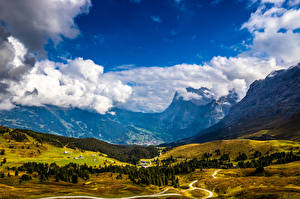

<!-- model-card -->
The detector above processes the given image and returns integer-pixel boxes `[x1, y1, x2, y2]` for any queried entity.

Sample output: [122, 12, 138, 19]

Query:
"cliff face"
[181, 64, 300, 144]
[157, 88, 238, 138]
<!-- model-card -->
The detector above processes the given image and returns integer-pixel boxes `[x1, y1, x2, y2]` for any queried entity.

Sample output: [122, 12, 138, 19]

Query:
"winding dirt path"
[40, 192, 181, 199]
[40, 169, 222, 199]
[183, 169, 221, 198]
[212, 169, 221, 179]
[187, 180, 213, 199]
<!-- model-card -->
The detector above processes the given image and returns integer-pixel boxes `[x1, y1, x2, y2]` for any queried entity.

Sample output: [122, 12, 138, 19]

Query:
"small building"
[74, 155, 84, 159]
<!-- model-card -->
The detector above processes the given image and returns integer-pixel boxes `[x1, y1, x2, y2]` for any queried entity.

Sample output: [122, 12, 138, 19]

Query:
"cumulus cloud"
[242, 0, 300, 65]
[0, 0, 132, 114]
[0, 0, 91, 54]
[0, 30, 36, 109]
[104, 56, 282, 112]
[0, 27, 35, 93]
[5, 57, 132, 114]
[0, 0, 91, 94]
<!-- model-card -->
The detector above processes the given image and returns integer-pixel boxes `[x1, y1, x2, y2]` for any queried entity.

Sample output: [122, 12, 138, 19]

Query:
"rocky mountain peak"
[181, 64, 300, 144]
[173, 87, 215, 106]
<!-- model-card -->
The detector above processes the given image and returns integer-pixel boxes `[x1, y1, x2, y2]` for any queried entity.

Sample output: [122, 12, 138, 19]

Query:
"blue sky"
[1, 0, 300, 113]
[47, 0, 254, 70]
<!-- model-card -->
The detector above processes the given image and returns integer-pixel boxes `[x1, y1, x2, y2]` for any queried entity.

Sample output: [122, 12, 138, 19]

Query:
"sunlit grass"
[0, 132, 128, 168]
[160, 139, 300, 161]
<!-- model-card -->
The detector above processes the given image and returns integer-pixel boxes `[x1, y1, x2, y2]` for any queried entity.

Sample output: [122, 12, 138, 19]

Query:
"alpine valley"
[0, 87, 238, 145]
[1, 1, 300, 198]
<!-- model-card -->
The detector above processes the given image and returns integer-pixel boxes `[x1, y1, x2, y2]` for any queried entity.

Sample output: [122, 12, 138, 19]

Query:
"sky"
[0, 0, 300, 113]
[46, 0, 254, 68]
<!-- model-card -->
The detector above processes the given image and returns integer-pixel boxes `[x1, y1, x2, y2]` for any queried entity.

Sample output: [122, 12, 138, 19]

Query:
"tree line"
[2, 150, 299, 187]
[6, 156, 234, 187]
[237, 151, 299, 168]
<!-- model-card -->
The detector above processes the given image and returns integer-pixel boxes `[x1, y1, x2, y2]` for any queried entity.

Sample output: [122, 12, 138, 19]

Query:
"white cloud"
[261, 0, 285, 5]
[0, 98, 15, 110]
[250, 0, 285, 6]
[0, 33, 35, 92]
[0, 0, 131, 114]
[0, 0, 132, 114]
[5, 57, 132, 114]
[0, 0, 91, 53]
[104, 56, 282, 112]
[242, 1, 300, 65]
[7, 37, 27, 67]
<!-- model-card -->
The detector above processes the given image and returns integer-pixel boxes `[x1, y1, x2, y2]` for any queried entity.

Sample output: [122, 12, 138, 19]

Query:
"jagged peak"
[172, 87, 238, 107]
[173, 87, 215, 106]
[266, 70, 284, 78]
[217, 89, 238, 105]
[267, 63, 300, 79]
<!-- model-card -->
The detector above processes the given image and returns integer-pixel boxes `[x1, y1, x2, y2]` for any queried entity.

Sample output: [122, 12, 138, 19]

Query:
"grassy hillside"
[0, 169, 162, 199]
[0, 126, 159, 164]
[160, 139, 300, 161]
[239, 113, 300, 141]
[0, 132, 127, 168]
[193, 163, 300, 198]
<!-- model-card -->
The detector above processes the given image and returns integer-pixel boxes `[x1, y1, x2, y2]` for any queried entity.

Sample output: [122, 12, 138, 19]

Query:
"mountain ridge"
[175, 64, 300, 145]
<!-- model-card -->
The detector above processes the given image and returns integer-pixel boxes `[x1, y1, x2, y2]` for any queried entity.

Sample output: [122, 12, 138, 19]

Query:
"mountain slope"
[155, 88, 238, 138]
[160, 139, 300, 161]
[0, 126, 158, 164]
[179, 64, 300, 144]
[0, 87, 237, 145]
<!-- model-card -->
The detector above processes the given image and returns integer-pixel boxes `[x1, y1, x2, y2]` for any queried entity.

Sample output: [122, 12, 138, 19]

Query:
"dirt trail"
[212, 169, 221, 179]
[183, 169, 221, 199]
[40, 192, 181, 199]
[188, 180, 213, 199]
[40, 169, 222, 199]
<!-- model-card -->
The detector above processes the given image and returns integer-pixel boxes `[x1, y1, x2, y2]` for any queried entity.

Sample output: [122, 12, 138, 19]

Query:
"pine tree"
[71, 175, 78, 183]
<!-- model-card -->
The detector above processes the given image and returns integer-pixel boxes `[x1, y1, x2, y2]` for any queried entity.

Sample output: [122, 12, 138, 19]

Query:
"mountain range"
[176, 64, 300, 145]
[1, 64, 299, 146]
[0, 86, 237, 145]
